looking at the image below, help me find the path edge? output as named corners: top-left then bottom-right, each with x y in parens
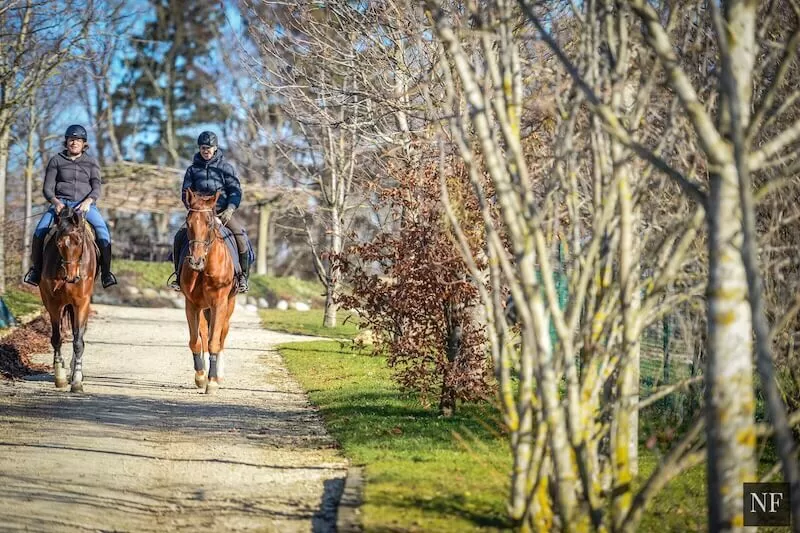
top-left (336, 464), bottom-right (364, 532)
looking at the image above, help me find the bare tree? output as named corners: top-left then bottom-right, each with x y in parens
top-left (515, 0), bottom-right (800, 529)
top-left (0, 0), bottom-right (94, 293)
top-left (245, 1), bottom-right (388, 326)
top-left (420, 0), bottom-right (718, 529)
top-left (78, 0), bottom-right (137, 164)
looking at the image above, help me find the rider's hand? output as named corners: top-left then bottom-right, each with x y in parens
top-left (53, 201), bottom-right (65, 214)
top-left (219, 206), bottom-right (235, 225)
top-left (77, 198), bottom-right (93, 213)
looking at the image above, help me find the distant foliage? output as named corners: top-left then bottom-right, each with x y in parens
top-left (335, 164), bottom-right (493, 415)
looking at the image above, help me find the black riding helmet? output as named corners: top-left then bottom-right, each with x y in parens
top-left (197, 131), bottom-right (218, 147)
top-left (65, 124), bottom-right (88, 140)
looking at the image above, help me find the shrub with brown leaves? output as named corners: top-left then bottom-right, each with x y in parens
top-left (335, 164), bottom-right (492, 416)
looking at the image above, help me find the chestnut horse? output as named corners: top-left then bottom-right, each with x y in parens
top-left (180, 189), bottom-right (237, 395)
top-left (39, 206), bottom-right (98, 392)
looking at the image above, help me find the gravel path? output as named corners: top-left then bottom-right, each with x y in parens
top-left (0, 304), bottom-right (348, 533)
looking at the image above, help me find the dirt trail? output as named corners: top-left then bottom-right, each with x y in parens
top-left (0, 304), bottom-right (348, 533)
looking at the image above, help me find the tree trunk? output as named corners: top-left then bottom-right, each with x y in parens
top-left (256, 203), bottom-right (270, 275)
top-left (23, 113), bottom-right (36, 274)
top-left (613, 158), bottom-right (640, 525)
top-left (323, 205), bottom-right (342, 328)
top-left (705, 3), bottom-right (758, 531)
top-left (705, 162), bottom-right (756, 532)
top-left (0, 126), bottom-right (10, 295)
top-left (104, 76), bottom-right (123, 162)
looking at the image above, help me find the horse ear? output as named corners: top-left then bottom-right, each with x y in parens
top-left (186, 188), bottom-right (194, 204)
top-left (213, 191), bottom-right (221, 203)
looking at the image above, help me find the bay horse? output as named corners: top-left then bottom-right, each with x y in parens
top-left (180, 189), bottom-right (237, 395)
top-left (39, 206), bottom-right (98, 392)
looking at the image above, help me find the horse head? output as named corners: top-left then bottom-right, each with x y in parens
top-left (54, 206), bottom-right (87, 283)
top-left (185, 189), bottom-right (220, 272)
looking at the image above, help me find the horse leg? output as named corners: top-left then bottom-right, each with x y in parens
top-left (216, 294), bottom-right (237, 384)
top-left (69, 301), bottom-right (90, 393)
top-left (204, 301), bottom-right (228, 395)
top-left (49, 307), bottom-right (67, 389)
top-left (198, 308), bottom-right (210, 377)
top-left (185, 301), bottom-right (206, 389)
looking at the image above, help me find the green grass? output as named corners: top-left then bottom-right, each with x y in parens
top-left (4, 287), bottom-right (42, 319)
top-left (260, 308), bottom-right (361, 339)
top-left (249, 274), bottom-right (327, 306)
top-left (278, 340), bottom-right (513, 532)
top-left (279, 337), bottom-right (787, 531)
top-left (639, 448), bottom-right (784, 532)
top-left (114, 259), bottom-right (327, 306)
top-left (115, 259), bottom-right (175, 290)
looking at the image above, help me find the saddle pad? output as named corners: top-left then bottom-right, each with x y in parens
top-left (175, 223), bottom-right (253, 276)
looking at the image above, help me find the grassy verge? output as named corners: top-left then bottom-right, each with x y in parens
top-left (114, 259), bottom-right (175, 290)
top-left (249, 275), bottom-right (326, 307)
top-left (278, 337), bottom-right (786, 532)
top-left (278, 340), bottom-right (513, 532)
top-left (260, 308), bottom-right (361, 339)
top-left (115, 259), bottom-right (326, 305)
top-left (4, 287), bottom-right (43, 320)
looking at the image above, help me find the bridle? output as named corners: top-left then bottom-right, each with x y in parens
top-left (186, 207), bottom-right (219, 257)
top-left (56, 218), bottom-right (87, 282)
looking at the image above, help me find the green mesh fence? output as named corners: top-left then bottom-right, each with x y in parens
top-left (538, 243), bottom-right (699, 418)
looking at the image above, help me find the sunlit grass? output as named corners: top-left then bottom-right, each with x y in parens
top-left (4, 287), bottom-right (42, 320)
top-left (260, 308), bottom-right (361, 339)
top-left (278, 340), bottom-right (513, 532)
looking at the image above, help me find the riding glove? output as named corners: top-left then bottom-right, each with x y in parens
top-left (219, 206), bottom-right (235, 224)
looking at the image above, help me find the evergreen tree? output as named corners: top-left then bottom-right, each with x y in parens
top-left (113, 0), bottom-right (225, 165)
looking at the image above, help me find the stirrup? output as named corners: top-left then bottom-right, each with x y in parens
top-left (101, 272), bottom-right (118, 289)
top-left (23, 268), bottom-right (41, 287)
top-left (237, 274), bottom-right (249, 294)
top-left (167, 271), bottom-right (181, 291)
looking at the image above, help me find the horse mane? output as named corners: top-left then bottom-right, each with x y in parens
top-left (56, 206), bottom-right (82, 234)
top-left (189, 193), bottom-right (217, 208)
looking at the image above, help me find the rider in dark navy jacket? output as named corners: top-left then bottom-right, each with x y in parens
top-left (169, 131), bottom-right (250, 292)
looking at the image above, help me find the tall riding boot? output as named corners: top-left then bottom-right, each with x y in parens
top-left (168, 229), bottom-right (184, 290)
top-left (238, 252), bottom-right (250, 293)
top-left (23, 235), bottom-right (45, 286)
top-left (98, 240), bottom-right (118, 288)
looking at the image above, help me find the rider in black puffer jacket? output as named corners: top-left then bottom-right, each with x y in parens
top-left (168, 131), bottom-right (250, 292)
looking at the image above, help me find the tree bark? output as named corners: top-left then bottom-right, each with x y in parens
top-left (0, 125), bottom-right (10, 295)
top-left (256, 203), bottom-right (270, 275)
top-left (23, 101), bottom-right (37, 274)
top-left (704, 3), bottom-right (758, 530)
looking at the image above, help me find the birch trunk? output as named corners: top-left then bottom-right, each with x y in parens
top-left (613, 159), bottom-right (640, 525)
top-left (323, 203), bottom-right (342, 328)
top-left (705, 161), bottom-right (756, 531)
top-left (0, 125), bottom-right (9, 295)
top-left (256, 203), bottom-right (270, 275)
top-left (705, 2), bottom-right (758, 530)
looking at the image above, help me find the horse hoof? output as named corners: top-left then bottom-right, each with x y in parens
top-left (55, 378), bottom-right (68, 389)
top-left (205, 381), bottom-right (219, 395)
top-left (70, 382), bottom-right (84, 393)
top-left (195, 374), bottom-right (207, 389)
